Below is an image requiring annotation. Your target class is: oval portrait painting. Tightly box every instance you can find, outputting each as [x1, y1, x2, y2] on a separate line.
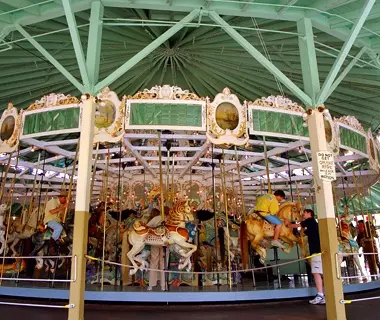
[95, 100, 116, 129]
[0, 115, 15, 141]
[215, 102, 239, 130]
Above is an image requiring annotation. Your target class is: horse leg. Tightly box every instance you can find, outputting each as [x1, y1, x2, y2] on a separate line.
[353, 253, 367, 281]
[0, 231, 5, 255]
[250, 233, 266, 264]
[176, 240, 197, 271]
[127, 242, 145, 275]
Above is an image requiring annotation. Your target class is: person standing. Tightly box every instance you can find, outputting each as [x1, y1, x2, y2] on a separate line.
[43, 191, 68, 255]
[254, 190, 286, 248]
[287, 208, 325, 305]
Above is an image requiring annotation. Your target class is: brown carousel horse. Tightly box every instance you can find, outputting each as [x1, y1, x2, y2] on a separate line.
[242, 202, 306, 264]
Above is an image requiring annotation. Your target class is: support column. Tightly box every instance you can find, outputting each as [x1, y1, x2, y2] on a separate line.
[307, 108, 346, 320]
[68, 95, 96, 320]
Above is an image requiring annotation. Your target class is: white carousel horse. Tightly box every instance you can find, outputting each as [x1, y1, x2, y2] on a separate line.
[337, 214, 367, 281]
[244, 202, 306, 264]
[127, 199, 197, 275]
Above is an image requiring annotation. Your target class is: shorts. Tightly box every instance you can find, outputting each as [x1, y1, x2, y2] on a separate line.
[263, 214, 282, 225]
[311, 255, 323, 274]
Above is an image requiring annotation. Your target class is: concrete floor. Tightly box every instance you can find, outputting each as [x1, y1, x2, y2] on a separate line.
[0, 289, 379, 320]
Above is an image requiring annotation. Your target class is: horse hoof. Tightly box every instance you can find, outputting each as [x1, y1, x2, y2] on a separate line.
[129, 269, 138, 276]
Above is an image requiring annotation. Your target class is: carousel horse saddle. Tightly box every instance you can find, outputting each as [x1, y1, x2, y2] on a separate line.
[133, 222, 169, 237]
[262, 221, 275, 233]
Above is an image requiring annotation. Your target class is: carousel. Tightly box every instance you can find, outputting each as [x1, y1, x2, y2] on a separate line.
[0, 84, 379, 303]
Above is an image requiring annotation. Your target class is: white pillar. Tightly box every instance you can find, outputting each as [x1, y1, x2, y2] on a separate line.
[68, 95, 96, 320]
[307, 107, 346, 320]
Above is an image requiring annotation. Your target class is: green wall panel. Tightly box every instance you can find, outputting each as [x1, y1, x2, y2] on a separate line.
[251, 109, 308, 137]
[339, 126, 367, 154]
[129, 102, 202, 127]
[23, 107, 80, 136]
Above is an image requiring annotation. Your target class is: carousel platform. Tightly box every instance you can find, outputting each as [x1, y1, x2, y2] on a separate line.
[0, 279, 379, 303]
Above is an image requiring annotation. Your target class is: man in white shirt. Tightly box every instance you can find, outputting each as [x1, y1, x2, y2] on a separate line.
[44, 191, 68, 255]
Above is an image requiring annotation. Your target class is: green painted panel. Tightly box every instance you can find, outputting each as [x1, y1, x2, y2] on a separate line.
[339, 126, 367, 154]
[23, 107, 80, 136]
[251, 109, 308, 137]
[129, 102, 202, 127]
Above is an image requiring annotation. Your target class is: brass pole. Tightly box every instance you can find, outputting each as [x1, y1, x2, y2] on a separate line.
[220, 149, 232, 288]
[1, 147, 20, 284]
[157, 131, 165, 221]
[63, 142, 80, 222]
[90, 143, 100, 201]
[263, 137, 272, 194]
[234, 146, 246, 219]
[101, 149, 110, 291]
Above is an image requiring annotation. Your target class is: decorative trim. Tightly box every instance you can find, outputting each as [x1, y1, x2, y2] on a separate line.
[94, 87, 126, 143]
[367, 130, 379, 172]
[0, 102, 22, 153]
[27, 93, 79, 110]
[206, 87, 249, 146]
[334, 115, 365, 134]
[250, 95, 305, 113]
[128, 85, 204, 101]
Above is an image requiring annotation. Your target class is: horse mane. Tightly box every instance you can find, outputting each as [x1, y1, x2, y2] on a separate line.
[166, 199, 188, 225]
[278, 202, 297, 211]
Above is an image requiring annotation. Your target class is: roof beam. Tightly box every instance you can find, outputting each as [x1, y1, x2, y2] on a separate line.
[316, 0, 376, 106]
[326, 46, 367, 99]
[124, 138, 157, 178]
[208, 11, 312, 106]
[179, 141, 210, 178]
[15, 24, 85, 92]
[85, 1, 104, 91]
[62, 0, 90, 90]
[94, 9, 200, 92]
[297, 17, 320, 106]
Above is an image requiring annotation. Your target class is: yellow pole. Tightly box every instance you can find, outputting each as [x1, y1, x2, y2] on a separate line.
[234, 147, 246, 219]
[68, 94, 96, 320]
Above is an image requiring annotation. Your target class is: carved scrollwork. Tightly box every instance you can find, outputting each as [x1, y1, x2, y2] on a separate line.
[206, 87, 249, 146]
[334, 115, 365, 133]
[250, 95, 305, 113]
[128, 85, 204, 101]
[367, 130, 379, 172]
[0, 102, 22, 153]
[27, 93, 79, 110]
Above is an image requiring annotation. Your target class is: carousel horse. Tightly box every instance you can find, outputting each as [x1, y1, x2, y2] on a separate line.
[127, 198, 197, 275]
[218, 217, 241, 263]
[243, 202, 306, 264]
[0, 204, 8, 255]
[337, 214, 367, 281]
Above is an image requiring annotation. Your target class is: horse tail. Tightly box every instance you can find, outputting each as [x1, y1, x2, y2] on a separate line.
[218, 226, 225, 263]
[240, 220, 249, 269]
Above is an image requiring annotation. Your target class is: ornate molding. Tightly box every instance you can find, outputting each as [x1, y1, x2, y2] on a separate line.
[0, 102, 22, 153]
[367, 129, 379, 172]
[94, 88, 125, 143]
[249, 95, 305, 113]
[128, 85, 204, 101]
[334, 115, 365, 133]
[27, 93, 79, 110]
[206, 87, 249, 146]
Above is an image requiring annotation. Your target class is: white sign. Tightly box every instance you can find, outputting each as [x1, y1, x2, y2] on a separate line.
[316, 151, 336, 182]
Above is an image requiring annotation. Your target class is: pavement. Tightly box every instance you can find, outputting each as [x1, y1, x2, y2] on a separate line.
[0, 289, 379, 319]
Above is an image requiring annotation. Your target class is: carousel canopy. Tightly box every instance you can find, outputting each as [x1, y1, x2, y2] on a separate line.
[0, 1, 378, 213]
